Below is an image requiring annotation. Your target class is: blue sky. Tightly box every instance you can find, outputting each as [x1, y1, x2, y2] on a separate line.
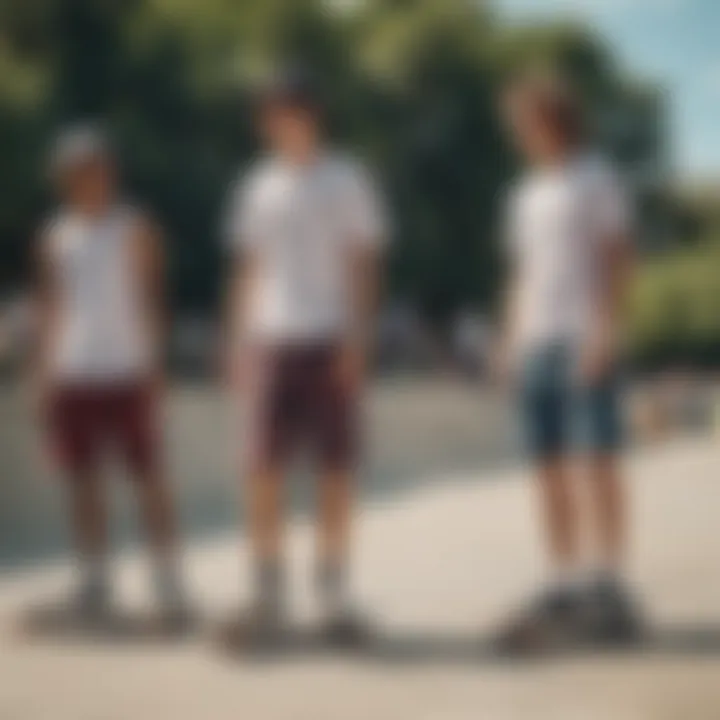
[497, 0, 720, 181]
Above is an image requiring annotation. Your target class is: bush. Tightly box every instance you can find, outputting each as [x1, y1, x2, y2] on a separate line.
[627, 231, 720, 368]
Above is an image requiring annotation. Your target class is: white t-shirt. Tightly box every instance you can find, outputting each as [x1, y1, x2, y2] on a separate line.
[224, 152, 387, 343]
[44, 205, 152, 382]
[505, 153, 632, 353]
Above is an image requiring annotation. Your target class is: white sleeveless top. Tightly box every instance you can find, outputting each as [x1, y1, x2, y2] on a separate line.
[45, 206, 153, 382]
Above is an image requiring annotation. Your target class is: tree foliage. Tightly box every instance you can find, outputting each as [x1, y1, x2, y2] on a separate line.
[628, 228, 720, 368]
[0, 0, 661, 323]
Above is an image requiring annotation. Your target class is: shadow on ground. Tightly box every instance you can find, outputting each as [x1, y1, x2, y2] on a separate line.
[13, 606, 720, 664]
[360, 625, 720, 665]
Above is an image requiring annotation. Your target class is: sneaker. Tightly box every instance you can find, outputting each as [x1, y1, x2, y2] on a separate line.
[153, 599, 195, 636]
[587, 578, 642, 644]
[72, 577, 112, 623]
[153, 576, 194, 635]
[215, 601, 287, 654]
[22, 580, 112, 636]
[494, 587, 587, 654]
[319, 605, 373, 649]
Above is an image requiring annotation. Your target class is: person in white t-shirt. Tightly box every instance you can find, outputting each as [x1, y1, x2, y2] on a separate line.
[33, 125, 188, 626]
[494, 75, 639, 648]
[221, 69, 387, 647]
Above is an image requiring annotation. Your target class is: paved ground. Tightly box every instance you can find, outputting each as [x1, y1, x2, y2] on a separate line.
[0, 379, 516, 566]
[1, 437, 719, 720]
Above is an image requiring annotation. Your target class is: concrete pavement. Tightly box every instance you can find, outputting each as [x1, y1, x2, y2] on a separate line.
[1, 437, 719, 719]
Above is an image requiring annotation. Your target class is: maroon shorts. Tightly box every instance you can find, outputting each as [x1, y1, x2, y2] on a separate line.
[245, 343, 359, 473]
[46, 381, 159, 478]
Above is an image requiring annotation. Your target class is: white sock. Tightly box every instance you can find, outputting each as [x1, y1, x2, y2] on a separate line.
[152, 554, 184, 607]
[79, 553, 108, 590]
[255, 557, 284, 614]
[317, 558, 350, 616]
[591, 561, 622, 587]
[548, 564, 584, 595]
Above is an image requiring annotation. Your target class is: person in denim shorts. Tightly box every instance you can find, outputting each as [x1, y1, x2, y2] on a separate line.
[494, 74, 639, 649]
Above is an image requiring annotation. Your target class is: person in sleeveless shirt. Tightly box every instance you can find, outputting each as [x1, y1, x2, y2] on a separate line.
[33, 125, 189, 626]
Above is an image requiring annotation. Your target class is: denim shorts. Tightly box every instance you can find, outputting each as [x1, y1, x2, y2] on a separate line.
[518, 343, 624, 460]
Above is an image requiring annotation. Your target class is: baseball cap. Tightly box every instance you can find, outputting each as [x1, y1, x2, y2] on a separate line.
[254, 65, 323, 113]
[48, 123, 113, 180]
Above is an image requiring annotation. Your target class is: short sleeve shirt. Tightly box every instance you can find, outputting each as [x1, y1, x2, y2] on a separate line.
[505, 153, 632, 352]
[224, 152, 387, 343]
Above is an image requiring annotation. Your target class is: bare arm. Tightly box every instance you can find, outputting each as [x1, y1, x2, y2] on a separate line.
[499, 263, 521, 347]
[32, 233, 58, 403]
[580, 163, 636, 380]
[494, 185, 523, 383]
[491, 268, 521, 385]
[223, 253, 258, 387]
[581, 233, 635, 382]
[336, 242, 383, 393]
[598, 234, 635, 338]
[134, 216, 167, 385]
[348, 245, 382, 359]
[340, 161, 387, 388]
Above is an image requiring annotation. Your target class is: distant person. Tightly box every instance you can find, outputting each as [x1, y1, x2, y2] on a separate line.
[33, 125, 187, 626]
[495, 75, 638, 647]
[222, 69, 387, 646]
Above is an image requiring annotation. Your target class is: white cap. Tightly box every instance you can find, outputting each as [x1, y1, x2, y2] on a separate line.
[48, 123, 112, 180]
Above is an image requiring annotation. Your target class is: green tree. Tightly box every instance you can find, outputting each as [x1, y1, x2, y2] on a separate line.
[0, 0, 668, 335]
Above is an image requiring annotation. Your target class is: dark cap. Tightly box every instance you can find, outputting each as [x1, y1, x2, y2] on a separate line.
[48, 122, 113, 181]
[255, 65, 322, 113]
